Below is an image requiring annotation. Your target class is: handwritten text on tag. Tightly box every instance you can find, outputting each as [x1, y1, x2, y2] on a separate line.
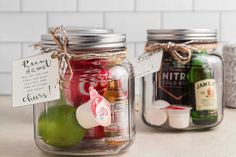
[130, 50, 163, 78]
[12, 52, 60, 107]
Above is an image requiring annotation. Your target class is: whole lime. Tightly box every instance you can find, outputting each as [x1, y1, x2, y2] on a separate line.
[38, 104, 86, 148]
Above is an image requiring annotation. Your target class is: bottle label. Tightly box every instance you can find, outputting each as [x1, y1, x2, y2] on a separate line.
[91, 96, 111, 125]
[105, 101, 129, 142]
[89, 87, 111, 127]
[195, 79, 218, 110]
[155, 52, 189, 105]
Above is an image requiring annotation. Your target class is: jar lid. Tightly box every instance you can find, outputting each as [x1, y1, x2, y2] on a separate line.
[48, 26, 113, 34]
[41, 33, 126, 50]
[147, 29, 217, 41]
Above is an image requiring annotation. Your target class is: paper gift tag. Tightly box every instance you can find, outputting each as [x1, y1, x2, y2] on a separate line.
[12, 52, 60, 107]
[130, 50, 163, 78]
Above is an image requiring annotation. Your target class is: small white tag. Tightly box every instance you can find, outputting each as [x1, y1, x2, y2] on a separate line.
[130, 50, 163, 78]
[12, 52, 60, 107]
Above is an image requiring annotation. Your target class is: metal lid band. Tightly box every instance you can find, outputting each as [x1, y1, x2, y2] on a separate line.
[147, 29, 217, 41]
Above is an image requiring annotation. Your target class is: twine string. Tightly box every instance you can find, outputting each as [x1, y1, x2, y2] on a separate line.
[50, 26, 73, 83]
[144, 41, 201, 64]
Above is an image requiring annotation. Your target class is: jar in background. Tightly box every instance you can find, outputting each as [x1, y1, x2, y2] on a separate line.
[223, 44, 236, 108]
[142, 29, 224, 130]
[33, 27, 135, 156]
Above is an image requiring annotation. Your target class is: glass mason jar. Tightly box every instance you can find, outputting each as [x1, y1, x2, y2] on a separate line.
[142, 29, 223, 130]
[33, 27, 135, 155]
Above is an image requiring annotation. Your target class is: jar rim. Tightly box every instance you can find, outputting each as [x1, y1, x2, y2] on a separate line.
[41, 33, 126, 50]
[147, 29, 217, 41]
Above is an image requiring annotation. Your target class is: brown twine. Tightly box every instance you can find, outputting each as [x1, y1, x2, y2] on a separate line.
[70, 49, 127, 61]
[189, 43, 217, 53]
[145, 41, 198, 65]
[41, 26, 127, 85]
[49, 26, 73, 84]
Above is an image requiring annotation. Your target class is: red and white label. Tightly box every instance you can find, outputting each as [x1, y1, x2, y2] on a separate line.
[64, 60, 109, 107]
[90, 87, 111, 127]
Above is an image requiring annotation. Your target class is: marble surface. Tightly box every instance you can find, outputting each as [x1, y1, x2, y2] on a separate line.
[1, 96, 236, 157]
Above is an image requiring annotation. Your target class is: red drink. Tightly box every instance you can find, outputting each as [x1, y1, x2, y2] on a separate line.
[64, 59, 108, 139]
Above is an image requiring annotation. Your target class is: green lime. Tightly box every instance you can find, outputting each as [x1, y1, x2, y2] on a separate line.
[38, 104, 86, 148]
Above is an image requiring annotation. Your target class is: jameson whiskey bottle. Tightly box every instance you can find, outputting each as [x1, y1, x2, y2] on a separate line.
[103, 79, 129, 146]
[188, 51, 218, 125]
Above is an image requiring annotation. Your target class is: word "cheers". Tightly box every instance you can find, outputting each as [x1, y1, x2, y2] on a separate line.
[23, 93, 47, 103]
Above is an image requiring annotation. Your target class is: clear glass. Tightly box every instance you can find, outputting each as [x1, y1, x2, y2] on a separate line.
[142, 44, 224, 130]
[33, 55, 135, 155]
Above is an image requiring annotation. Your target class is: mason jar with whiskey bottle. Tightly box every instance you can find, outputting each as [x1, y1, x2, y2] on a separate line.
[142, 29, 223, 130]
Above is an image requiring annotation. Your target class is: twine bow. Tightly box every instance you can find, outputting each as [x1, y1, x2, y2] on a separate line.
[145, 41, 199, 64]
[50, 26, 73, 83]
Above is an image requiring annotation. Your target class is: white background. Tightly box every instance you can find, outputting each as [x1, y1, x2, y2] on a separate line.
[1, 0, 236, 95]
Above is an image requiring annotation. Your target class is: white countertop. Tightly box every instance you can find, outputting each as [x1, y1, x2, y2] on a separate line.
[1, 96, 236, 157]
